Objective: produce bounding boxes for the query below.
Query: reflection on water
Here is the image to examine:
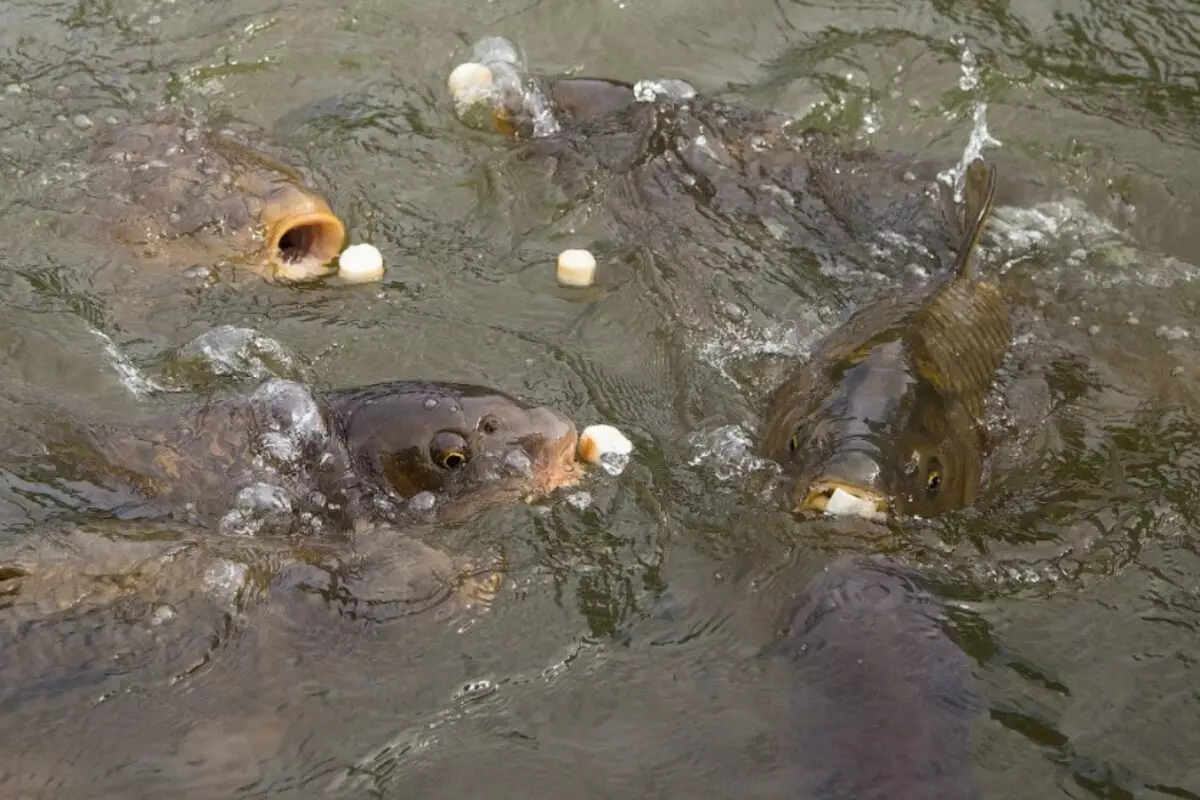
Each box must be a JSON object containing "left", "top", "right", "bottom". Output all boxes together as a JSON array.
[{"left": 2, "top": 0, "right": 1200, "bottom": 796}]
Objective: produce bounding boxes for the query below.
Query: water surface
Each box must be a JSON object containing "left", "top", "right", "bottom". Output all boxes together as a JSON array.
[{"left": 2, "top": 0, "right": 1200, "bottom": 796}]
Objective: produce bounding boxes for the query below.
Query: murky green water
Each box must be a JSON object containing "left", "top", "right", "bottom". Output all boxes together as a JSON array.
[{"left": 2, "top": 0, "right": 1200, "bottom": 796}]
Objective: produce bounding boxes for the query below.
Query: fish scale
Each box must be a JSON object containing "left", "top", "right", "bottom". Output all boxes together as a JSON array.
[{"left": 914, "top": 279, "right": 1011, "bottom": 422}]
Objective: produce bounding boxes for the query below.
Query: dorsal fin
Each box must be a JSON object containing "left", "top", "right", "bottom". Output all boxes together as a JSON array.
[{"left": 952, "top": 158, "right": 998, "bottom": 280}]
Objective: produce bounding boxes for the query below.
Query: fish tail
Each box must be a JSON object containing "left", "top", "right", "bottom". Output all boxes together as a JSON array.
[{"left": 952, "top": 158, "right": 998, "bottom": 280}]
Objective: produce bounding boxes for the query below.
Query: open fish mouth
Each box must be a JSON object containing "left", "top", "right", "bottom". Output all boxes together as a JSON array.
[
  {"left": 261, "top": 186, "right": 346, "bottom": 282},
  {"left": 268, "top": 211, "right": 345, "bottom": 280},
  {"left": 799, "top": 479, "right": 889, "bottom": 521}
]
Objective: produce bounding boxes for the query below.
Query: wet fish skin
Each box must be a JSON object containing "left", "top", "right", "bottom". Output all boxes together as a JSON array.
[
  {"left": 81, "top": 115, "right": 345, "bottom": 282},
  {"left": 767, "top": 555, "right": 982, "bottom": 800},
  {"left": 327, "top": 380, "right": 581, "bottom": 513},
  {"left": 39, "top": 379, "right": 580, "bottom": 529},
  {"left": 484, "top": 74, "right": 981, "bottom": 273},
  {"left": 758, "top": 158, "right": 1011, "bottom": 519}
]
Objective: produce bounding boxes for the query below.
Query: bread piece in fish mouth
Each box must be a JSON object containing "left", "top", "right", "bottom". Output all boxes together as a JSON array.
[
  {"left": 87, "top": 116, "right": 345, "bottom": 282},
  {"left": 40, "top": 379, "right": 582, "bottom": 530},
  {"left": 759, "top": 158, "right": 1011, "bottom": 520}
]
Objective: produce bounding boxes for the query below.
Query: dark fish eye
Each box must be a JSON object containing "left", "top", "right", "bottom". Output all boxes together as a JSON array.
[
  {"left": 479, "top": 414, "right": 502, "bottom": 435},
  {"left": 430, "top": 431, "right": 470, "bottom": 470}
]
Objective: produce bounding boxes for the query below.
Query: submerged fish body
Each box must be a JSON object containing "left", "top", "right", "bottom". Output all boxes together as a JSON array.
[
  {"left": 42, "top": 378, "right": 580, "bottom": 532},
  {"left": 473, "top": 73, "right": 974, "bottom": 281},
  {"left": 767, "top": 555, "right": 982, "bottom": 800},
  {"left": 0, "top": 517, "right": 503, "bottom": 717},
  {"left": 759, "top": 158, "right": 1011, "bottom": 519},
  {"left": 84, "top": 116, "right": 346, "bottom": 282},
  {"left": 0, "top": 381, "right": 581, "bottom": 666}
]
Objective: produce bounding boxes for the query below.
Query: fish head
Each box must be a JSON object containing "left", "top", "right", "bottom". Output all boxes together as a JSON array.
[
  {"left": 886, "top": 391, "right": 984, "bottom": 519},
  {"left": 767, "top": 340, "right": 980, "bottom": 520},
  {"left": 335, "top": 382, "right": 581, "bottom": 508}
]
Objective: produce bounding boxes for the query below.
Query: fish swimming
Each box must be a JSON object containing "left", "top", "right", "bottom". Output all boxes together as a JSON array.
[
  {"left": 83, "top": 116, "right": 346, "bottom": 282},
  {"left": 766, "top": 555, "right": 982, "bottom": 799},
  {"left": 758, "top": 157, "right": 1010, "bottom": 519},
  {"left": 456, "top": 61, "right": 984, "bottom": 274},
  {"left": 0, "top": 379, "right": 583, "bottom": 652},
  {"left": 37, "top": 378, "right": 581, "bottom": 532}
]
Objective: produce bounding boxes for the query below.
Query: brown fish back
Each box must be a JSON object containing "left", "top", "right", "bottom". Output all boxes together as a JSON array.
[
  {"left": 911, "top": 279, "right": 1011, "bottom": 421},
  {"left": 909, "top": 157, "right": 1008, "bottom": 420}
]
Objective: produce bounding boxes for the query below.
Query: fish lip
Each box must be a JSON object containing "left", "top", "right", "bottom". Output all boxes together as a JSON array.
[
  {"left": 266, "top": 210, "right": 346, "bottom": 282},
  {"left": 798, "top": 479, "right": 889, "bottom": 518},
  {"left": 531, "top": 423, "right": 582, "bottom": 496}
]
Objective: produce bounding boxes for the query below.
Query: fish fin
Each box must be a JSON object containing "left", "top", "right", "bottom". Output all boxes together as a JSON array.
[{"left": 952, "top": 158, "right": 998, "bottom": 280}]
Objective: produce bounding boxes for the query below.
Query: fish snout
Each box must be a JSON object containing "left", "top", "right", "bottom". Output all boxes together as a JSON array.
[
  {"left": 521, "top": 407, "right": 581, "bottom": 493},
  {"left": 467, "top": 407, "right": 580, "bottom": 495},
  {"left": 796, "top": 449, "right": 889, "bottom": 519}
]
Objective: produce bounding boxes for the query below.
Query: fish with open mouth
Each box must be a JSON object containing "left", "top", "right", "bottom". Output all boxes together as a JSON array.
[
  {"left": 758, "top": 157, "right": 1010, "bottom": 520},
  {"left": 82, "top": 115, "right": 347, "bottom": 283}
]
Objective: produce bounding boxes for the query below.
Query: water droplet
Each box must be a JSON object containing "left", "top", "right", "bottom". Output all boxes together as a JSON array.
[
  {"left": 183, "top": 265, "right": 211, "bottom": 279},
  {"left": 566, "top": 491, "right": 592, "bottom": 510},
  {"left": 1156, "top": 325, "right": 1190, "bottom": 341},
  {"left": 409, "top": 491, "right": 437, "bottom": 512},
  {"left": 454, "top": 679, "right": 497, "bottom": 702}
]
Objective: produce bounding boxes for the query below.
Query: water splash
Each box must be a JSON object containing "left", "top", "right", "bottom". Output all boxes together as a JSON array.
[
  {"left": 633, "top": 78, "right": 697, "bottom": 104},
  {"left": 985, "top": 195, "right": 1200, "bottom": 289},
  {"left": 696, "top": 306, "right": 815, "bottom": 386},
  {"left": 248, "top": 379, "right": 330, "bottom": 470},
  {"left": 164, "top": 325, "right": 306, "bottom": 388},
  {"left": 91, "top": 328, "right": 170, "bottom": 398},
  {"left": 201, "top": 558, "right": 250, "bottom": 604},
  {"left": 218, "top": 483, "right": 295, "bottom": 537},
  {"left": 687, "top": 424, "right": 777, "bottom": 481},
  {"left": 325, "top": 638, "right": 605, "bottom": 796},
  {"left": 939, "top": 34, "right": 1003, "bottom": 202}
]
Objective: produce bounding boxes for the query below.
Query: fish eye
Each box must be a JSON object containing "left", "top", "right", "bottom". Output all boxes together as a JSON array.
[
  {"left": 925, "top": 457, "right": 943, "bottom": 494},
  {"left": 430, "top": 431, "right": 470, "bottom": 470},
  {"left": 479, "top": 414, "right": 502, "bottom": 435}
]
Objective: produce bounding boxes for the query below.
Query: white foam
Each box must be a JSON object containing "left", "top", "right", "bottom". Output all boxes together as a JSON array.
[{"left": 633, "top": 78, "right": 697, "bottom": 103}]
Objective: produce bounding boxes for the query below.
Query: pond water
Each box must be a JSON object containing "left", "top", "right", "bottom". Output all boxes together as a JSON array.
[{"left": 1, "top": 0, "right": 1199, "bottom": 796}]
